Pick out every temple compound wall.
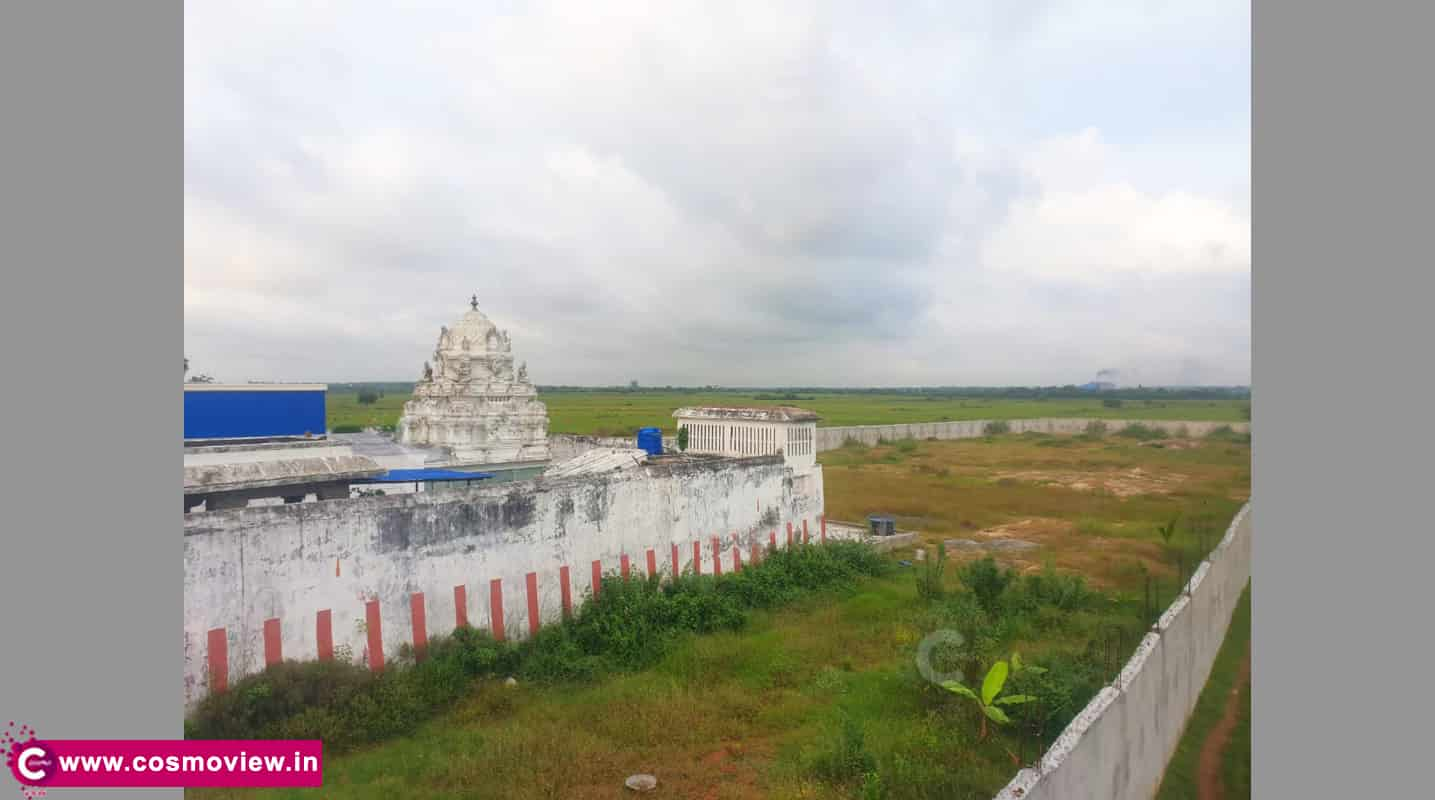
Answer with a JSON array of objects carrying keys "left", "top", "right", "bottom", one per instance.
[{"left": 183, "top": 454, "right": 828, "bottom": 706}]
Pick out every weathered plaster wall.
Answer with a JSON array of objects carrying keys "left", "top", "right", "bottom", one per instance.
[
  {"left": 993, "top": 502, "right": 1252, "bottom": 800},
  {"left": 183, "top": 456, "right": 826, "bottom": 706},
  {"left": 815, "top": 418, "right": 1250, "bottom": 452}
]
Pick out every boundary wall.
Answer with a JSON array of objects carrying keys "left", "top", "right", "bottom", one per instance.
[
  {"left": 994, "top": 502, "right": 1252, "bottom": 800},
  {"left": 550, "top": 420, "right": 1248, "bottom": 461},
  {"left": 815, "top": 418, "right": 1249, "bottom": 452},
  {"left": 183, "top": 455, "right": 832, "bottom": 706}
]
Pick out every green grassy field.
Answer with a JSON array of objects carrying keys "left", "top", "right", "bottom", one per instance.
[
  {"left": 327, "top": 390, "right": 1250, "bottom": 436},
  {"left": 1156, "top": 584, "right": 1252, "bottom": 800},
  {"left": 189, "top": 431, "right": 1250, "bottom": 800}
]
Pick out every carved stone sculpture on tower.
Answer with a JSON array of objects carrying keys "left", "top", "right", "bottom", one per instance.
[{"left": 397, "top": 299, "right": 550, "bottom": 465}]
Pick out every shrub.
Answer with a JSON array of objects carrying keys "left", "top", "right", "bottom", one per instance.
[
  {"left": 1115, "top": 423, "right": 1163, "bottom": 440},
  {"left": 1083, "top": 420, "right": 1108, "bottom": 438},
  {"left": 893, "top": 438, "right": 919, "bottom": 454},
  {"left": 357, "top": 389, "right": 379, "bottom": 405},
  {"left": 330, "top": 424, "right": 363, "bottom": 434},
  {"left": 676, "top": 425, "right": 689, "bottom": 451},
  {"left": 1102, "top": 398, "right": 1123, "bottom": 408},
  {"left": 958, "top": 556, "right": 1017, "bottom": 616},
  {"left": 1005, "top": 651, "right": 1106, "bottom": 741},
  {"left": 810, "top": 713, "right": 877, "bottom": 786},
  {"left": 982, "top": 420, "right": 1011, "bottom": 436},
  {"left": 1206, "top": 425, "right": 1251, "bottom": 444},
  {"left": 1020, "top": 566, "right": 1096, "bottom": 611},
  {"left": 916, "top": 542, "right": 947, "bottom": 602}
]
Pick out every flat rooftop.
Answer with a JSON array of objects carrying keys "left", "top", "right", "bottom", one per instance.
[
  {"left": 183, "top": 383, "right": 328, "bottom": 392},
  {"left": 672, "top": 406, "right": 820, "bottom": 422}
]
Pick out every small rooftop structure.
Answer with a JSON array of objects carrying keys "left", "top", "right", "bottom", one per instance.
[
  {"left": 672, "top": 406, "right": 820, "bottom": 474},
  {"left": 183, "top": 447, "right": 384, "bottom": 513}
]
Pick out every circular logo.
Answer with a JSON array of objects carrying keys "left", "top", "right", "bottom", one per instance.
[
  {"left": 11, "top": 741, "right": 57, "bottom": 786},
  {"left": 914, "top": 628, "right": 967, "bottom": 687}
]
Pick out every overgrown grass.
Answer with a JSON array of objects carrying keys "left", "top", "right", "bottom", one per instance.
[
  {"left": 186, "top": 542, "right": 888, "bottom": 754},
  {"left": 820, "top": 435, "right": 1249, "bottom": 591},
  {"left": 1156, "top": 583, "right": 1252, "bottom": 800}
]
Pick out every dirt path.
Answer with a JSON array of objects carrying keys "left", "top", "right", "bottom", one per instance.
[{"left": 1197, "top": 646, "right": 1251, "bottom": 800}]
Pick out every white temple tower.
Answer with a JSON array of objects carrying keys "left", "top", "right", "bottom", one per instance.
[{"left": 397, "top": 296, "right": 551, "bottom": 471}]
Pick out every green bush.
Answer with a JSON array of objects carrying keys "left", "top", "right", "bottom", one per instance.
[
  {"left": 1083, "top": 420, "right": 1108, "bottom": 438},
  {"left": 330, "top": 423, "right": 363, "bottom": 434},
  {"left": 958, "top": 556, "right": 1017, "bottom": 616},
  {"left": 982, "top": 420, "right": 1011, "bottom": 436},
  {"left": 1102, "top": 397, "right": 1123, "bottom": 408},
  {"left": 1206, "top": 425, "right": 1251, "bottom": 444},
  {"left": 1005, "top": 650, "right": 1105, "bottom": 741},
  {"left": 1115, "top": 423, "right": 1164, "bottom": 440},
  {"left": 915, "top": 542, "right": 947, "bottom": 602},
  {"left": 1015, "top": 566, "right": 1097, "bottom": 612}
]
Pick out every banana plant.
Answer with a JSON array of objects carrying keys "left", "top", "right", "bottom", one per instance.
[
  {"left": 1157, "top": 514, "right": 1181, "bottom": 546},
  {"left": 942, "top": 652, "right": 1045, "bottom": 740}
]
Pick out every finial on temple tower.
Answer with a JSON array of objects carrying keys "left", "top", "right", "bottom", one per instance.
[{"left": 470, "top": 293, "right": 479, "bottom": 311}]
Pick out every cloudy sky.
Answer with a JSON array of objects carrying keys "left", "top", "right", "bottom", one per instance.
[{"left": 184, "top": 0, "right": 1250, "bottom": 387}]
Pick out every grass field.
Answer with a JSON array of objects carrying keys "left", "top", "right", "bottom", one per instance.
[
  {"left": 189, "top": 430, "right": 1249, "bottom": 800},
  {"left": 327, "top": 390, "right": 1250, "bottom": 436},
  {"left": 1156, "top": 584, "right": 1252, "bottom": 800}
]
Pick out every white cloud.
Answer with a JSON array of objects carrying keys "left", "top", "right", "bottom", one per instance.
[{"left": 184, "top": 1, "right": 1250, "bottom": 386}]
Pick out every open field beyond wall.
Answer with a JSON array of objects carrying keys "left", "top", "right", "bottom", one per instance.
[
  {"left": 326, "top": 390, "right": 1250, "bottom": 436},
  {"left": 189, "top": 430, "right": 1250, "bottom": 800}
]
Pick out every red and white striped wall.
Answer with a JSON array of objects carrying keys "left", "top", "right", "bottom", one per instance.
[{"left": 193, "top": 514, "right": 850, "bottom": 700}]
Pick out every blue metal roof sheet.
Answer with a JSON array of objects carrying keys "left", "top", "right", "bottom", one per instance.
[{"left": 357, "top": 468, "right": 495, "bottom": 483}]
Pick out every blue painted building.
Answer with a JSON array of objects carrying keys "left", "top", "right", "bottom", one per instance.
[{"left": 183, "top": 383, "right": 328, "bottom": 442}]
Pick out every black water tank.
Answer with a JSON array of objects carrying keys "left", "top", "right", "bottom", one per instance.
[{"left": 867, "top": 515, "right": 896, "bottom": 537}]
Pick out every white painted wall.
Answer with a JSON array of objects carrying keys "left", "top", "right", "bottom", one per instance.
[
  {"left": 182, "top": 456, "right": 825, "bottom": 706},
  {"left": 815, "top": 418, "right": 1250, "bottom": 452}
]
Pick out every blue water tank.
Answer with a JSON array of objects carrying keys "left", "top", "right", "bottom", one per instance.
[{"left": 636, "top": 427, "right": 664, "bottom": 456}]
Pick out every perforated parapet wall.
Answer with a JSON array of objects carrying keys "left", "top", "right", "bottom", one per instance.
[
  {"left": 993, "top": 502, "right": 1252, "bottom": 800},
  {"left": 182, "top": 455, "right": 831, "bottom": 707}
]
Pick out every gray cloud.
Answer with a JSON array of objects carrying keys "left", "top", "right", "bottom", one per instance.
[{"left": 185, "top": 0, "right": 1250, "bottom": 387}]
